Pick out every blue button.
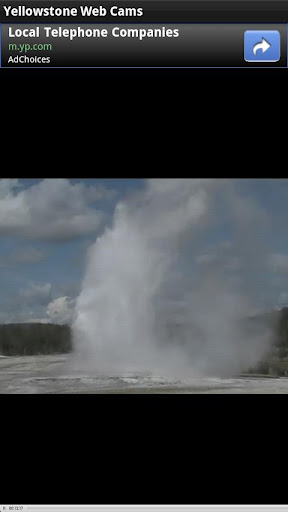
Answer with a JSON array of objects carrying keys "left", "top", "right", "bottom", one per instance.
[{"left": 244, "top": 30, "right": 281, "bottom": 62}]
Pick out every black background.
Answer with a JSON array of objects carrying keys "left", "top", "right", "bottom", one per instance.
[
  {"left": 1, "top": 394, "right": 287, "bottom": 503},
  {"left": 1, "top": 0, "right": 286, "bottom": 500}
]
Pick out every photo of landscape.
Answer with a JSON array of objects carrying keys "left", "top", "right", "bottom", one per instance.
[{"left": 1, "top": 178, "right": 288, "bottom": 394}]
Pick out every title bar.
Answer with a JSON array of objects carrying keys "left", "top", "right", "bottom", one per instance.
[{"left": 1, "top": 1, "right": 288, "bottom": 23}]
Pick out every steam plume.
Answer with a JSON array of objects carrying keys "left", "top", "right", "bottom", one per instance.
[{"left": 72, "top": 179, "right": 272, "bottom": 376}]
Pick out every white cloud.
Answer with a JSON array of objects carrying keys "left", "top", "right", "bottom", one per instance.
[
  {"left": 0, "top": 179, "right": 115, "bottom": 241},
  {"left": 0, "top": 291, "right": 75, "bottom": 325},
  {"left": 0, "top": 293, "right": 76, "bottom": 325},
  {"left": 24, "top": 296, "right": 75, "bottom": 325},
  {"left": 46, "top": 296, "right": 75, "bottom": 324}
]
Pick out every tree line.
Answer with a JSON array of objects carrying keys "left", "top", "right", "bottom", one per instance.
[
  {"left": 0, "top": 323, "right": 72, "bottom": 356},
  {"left": 1, "top": 307, "right": 288, "bottom": 360}
]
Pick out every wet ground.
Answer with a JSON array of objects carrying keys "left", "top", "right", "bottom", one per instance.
[{"left": 1, "top": 354, "right": 288, "bottom": 393}]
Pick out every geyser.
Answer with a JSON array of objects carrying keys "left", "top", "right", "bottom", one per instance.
[{"left": 72, "top": 179, "right": 272, "bottom": 376}]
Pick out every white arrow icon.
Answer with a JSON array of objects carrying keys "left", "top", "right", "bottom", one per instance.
[{"left": 253, "top": 38, "right": 271, "bottom": 55}]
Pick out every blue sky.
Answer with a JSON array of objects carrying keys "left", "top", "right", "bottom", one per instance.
[
  {"left": 0, "top": 178, "right": 143, "bottom": 324},
  {"left": 0, "top": 178, "right": 288, "bottom": 324}
]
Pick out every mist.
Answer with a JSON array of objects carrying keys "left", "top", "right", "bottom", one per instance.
[{"left": 71, "top": 179, "right": 273, "bottom": 377}]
